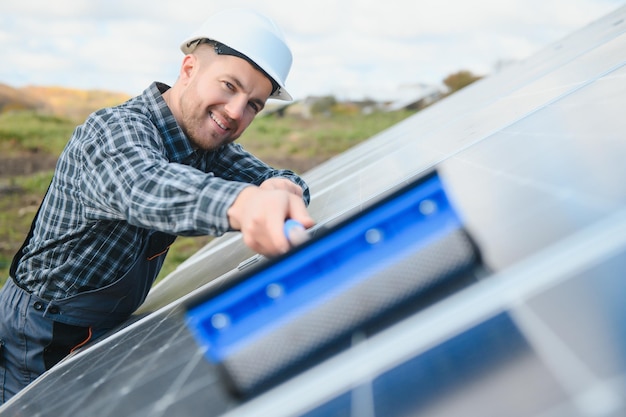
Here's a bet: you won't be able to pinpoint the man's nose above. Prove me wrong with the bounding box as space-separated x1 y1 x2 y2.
224 95 247 121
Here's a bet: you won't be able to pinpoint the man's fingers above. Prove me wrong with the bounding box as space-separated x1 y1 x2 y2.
228 186 314 257
284 219 309 246
286 194 315 228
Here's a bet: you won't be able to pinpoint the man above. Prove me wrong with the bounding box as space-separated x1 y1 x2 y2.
0 8 314 404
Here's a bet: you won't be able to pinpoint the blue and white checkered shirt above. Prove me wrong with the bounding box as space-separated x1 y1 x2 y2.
14 82 310 301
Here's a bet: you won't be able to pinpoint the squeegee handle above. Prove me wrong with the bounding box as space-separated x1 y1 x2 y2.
284 219 309 246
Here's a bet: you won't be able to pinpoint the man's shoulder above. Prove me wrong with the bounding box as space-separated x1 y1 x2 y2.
84 96 155 135
89 82 171 132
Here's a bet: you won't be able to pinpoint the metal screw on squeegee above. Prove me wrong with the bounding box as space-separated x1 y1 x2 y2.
211 313 231 330
266 283 285 299
365 228 384 244
418 199 438 216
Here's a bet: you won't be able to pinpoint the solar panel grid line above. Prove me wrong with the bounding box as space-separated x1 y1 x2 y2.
46 305 225 416
54 302 180 371
149 347 208 417
49 309 191 415
510 304 624 417
350 372 376 417
21 306 185 405
348 330 377 417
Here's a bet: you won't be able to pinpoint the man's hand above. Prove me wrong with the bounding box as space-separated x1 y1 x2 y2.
227 183 315 256
258 177 304 197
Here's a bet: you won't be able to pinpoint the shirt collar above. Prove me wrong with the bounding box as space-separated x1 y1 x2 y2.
144 82 198 164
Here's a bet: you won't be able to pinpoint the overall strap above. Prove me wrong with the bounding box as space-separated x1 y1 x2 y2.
9 184 51 279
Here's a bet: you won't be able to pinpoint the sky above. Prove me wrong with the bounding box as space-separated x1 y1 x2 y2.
1 0 624 101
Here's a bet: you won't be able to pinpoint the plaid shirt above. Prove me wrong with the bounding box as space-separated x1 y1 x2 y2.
14 82 310 301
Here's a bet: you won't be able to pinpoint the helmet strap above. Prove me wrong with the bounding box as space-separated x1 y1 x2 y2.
195 39 280 96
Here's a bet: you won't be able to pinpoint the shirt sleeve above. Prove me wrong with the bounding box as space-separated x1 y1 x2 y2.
210 142 311 205
78 116 249 236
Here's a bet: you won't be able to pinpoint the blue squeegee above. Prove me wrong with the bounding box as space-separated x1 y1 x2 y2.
185 169 482 397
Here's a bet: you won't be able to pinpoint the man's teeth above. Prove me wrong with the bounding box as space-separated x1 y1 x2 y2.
210 113 227 130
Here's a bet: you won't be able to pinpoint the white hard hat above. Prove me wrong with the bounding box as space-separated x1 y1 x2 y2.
181 8 293 101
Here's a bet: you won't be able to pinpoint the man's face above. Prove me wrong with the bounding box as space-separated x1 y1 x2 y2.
177 51 273 151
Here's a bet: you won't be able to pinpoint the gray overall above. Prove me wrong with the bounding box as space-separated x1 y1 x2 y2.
0 199 175 404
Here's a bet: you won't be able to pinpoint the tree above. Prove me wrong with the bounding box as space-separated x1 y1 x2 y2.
443 70 482 94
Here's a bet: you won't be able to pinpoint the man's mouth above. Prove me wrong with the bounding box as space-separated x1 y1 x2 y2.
210 112 229 131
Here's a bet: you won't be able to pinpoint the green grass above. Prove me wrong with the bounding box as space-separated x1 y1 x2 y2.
0 171 55 285
0 111 76 156
0 107 417 287
240 110 415 160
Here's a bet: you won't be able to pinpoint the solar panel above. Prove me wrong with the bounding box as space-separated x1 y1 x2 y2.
2 5 626 416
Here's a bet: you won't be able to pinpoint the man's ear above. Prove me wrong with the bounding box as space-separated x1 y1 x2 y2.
179 54 197 84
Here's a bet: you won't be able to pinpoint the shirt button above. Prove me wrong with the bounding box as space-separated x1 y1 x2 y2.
33 301 44 311
49 306 60 314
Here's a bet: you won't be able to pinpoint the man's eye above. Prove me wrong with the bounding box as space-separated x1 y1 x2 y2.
249 102 260 113
224 81 235 91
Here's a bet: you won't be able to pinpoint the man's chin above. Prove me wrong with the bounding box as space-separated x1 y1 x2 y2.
188 132 230 151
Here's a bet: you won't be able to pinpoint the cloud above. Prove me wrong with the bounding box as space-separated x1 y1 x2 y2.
1 0 624 100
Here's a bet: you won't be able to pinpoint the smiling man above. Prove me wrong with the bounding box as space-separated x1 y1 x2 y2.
0 8 313 404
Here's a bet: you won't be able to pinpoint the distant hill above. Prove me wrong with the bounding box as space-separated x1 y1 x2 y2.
0 83 44 113
0 83 131 122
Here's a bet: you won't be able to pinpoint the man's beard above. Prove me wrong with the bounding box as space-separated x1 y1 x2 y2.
181 110 233 151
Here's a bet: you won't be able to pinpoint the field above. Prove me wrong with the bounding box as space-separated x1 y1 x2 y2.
0 105 416 286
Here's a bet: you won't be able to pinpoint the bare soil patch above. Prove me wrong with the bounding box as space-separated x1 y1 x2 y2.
0 153 58 178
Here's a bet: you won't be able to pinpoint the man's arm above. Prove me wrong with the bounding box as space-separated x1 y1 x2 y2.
212 144 314 256
80 122 314 254
79 120 248 237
